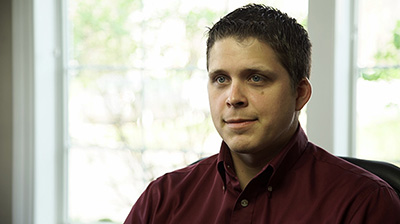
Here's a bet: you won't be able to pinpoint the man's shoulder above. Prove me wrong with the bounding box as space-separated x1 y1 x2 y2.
306 143 391 190
150 154 219 186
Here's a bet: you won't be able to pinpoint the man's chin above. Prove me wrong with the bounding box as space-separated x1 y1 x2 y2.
225 139 257 154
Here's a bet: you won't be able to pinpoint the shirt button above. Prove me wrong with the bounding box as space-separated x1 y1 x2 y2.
240 199 249 207
267 186 273 192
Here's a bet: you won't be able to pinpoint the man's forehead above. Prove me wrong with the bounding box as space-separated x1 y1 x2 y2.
208 37 279 67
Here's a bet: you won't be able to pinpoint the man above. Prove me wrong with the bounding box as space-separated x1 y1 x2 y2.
125 4 400 223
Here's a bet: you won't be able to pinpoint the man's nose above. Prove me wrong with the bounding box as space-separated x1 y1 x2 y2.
226 82 248 108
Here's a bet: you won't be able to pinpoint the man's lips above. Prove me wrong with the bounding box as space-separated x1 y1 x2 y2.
224 118 258 123
223 118 258 129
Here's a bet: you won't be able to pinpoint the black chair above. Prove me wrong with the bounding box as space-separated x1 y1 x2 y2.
340 157 400 198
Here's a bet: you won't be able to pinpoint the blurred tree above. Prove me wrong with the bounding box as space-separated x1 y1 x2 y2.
357 19 400 165
68 0 222 222
71 0 141 65
361 20 400 81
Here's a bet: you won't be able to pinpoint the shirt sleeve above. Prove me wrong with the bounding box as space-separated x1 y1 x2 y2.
347 186 400 223
124 181 159 224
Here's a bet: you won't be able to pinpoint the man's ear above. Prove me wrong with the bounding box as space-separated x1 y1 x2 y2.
295 78 312 111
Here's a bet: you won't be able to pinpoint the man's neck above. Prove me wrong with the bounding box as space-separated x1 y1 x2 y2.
231 154 264 189
229 124 299 189
230 151 279 190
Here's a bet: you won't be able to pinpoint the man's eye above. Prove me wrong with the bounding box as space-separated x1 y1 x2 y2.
251 75 262 82
216 76 226 83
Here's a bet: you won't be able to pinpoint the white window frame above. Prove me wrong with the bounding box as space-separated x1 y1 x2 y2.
307 0 357 156
11 0 357 223
12 0 66 223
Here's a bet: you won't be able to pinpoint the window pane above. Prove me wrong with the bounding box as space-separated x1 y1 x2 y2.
67 68 217 222
68 0 141 66
356 0 400 166
357 1 400 68
67 0 308 223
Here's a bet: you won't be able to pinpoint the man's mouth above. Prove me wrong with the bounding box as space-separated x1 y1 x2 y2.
224 118 258 130
224 118 257 123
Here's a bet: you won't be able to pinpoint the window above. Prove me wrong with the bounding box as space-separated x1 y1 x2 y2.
14 0 400 223
355 0 400 166
67 1 220 222
66 0 308 223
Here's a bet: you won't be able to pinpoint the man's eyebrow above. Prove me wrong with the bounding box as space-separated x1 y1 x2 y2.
244 68 270 74
208 69 226 76
208 67 278 78
243 66 277 75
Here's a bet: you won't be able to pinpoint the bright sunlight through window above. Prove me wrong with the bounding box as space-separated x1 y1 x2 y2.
355 0 400 166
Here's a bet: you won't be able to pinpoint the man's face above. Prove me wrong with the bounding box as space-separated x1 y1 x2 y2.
207 37 301 158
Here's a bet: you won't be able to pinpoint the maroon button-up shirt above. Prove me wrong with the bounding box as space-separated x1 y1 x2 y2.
125 127 400 223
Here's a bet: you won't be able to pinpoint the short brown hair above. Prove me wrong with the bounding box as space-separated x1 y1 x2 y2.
206 4 312 87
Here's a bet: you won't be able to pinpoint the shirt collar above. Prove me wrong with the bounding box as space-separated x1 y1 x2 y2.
216 125 309 187
267 125 309 187
217 141 233 187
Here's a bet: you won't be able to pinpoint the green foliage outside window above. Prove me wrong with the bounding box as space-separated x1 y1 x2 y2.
361 21 400 81
357 19 400 165
68 0 224 223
